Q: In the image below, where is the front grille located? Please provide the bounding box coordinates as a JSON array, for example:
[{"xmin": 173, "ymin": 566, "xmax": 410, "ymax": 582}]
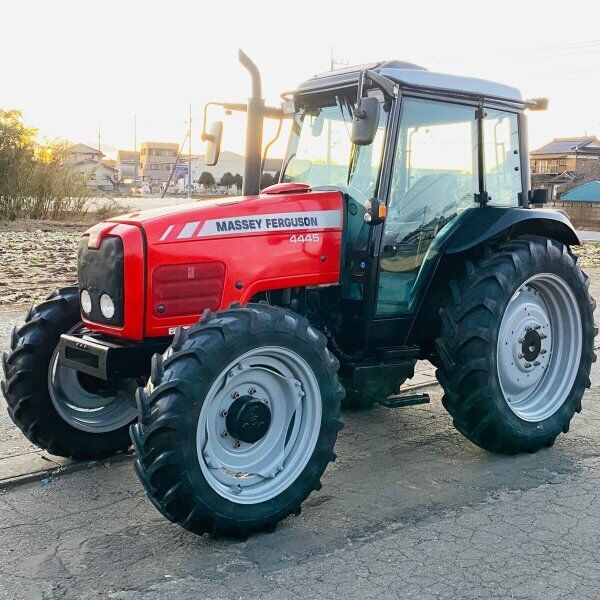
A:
[{"xmin": 78, "ymin": 236, "xmax": 124, "ymax": 326}]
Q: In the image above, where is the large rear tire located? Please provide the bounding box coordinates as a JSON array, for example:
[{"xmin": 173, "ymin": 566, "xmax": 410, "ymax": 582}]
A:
[
  {"xmin": 435, "ymin": 236, "xmax": 596, "ymax": 454},
  {"xmin": 131, "ymin": 304, "xmax": 344, "ymax": 537},
  {"xmin": 1, "ymin": 288, "xmax": 136, "ymax": 459}
]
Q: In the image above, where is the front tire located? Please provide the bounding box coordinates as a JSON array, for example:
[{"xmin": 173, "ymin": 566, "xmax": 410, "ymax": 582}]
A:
[
  {"xmin": 1, "ymin": 288, "xmax": 137, "ymax": 459},
  {"xmin": 131, "ymin": 304, "xmax": 344, "ymax": 537},
  {"xmin": 435, "ymin": 236, "xmax": 596, "ymax": 454}
]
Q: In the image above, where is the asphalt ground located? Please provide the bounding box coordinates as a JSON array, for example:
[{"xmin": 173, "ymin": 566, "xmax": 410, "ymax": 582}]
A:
[{"xmin": 0, "ymin": 270, "xmax": 599, "ymax": 599}]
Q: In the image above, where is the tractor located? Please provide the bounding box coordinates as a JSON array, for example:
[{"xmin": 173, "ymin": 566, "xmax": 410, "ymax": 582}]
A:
[{"xmin": 2, "ymin": 52, "xmax": 596, "ymax": 537}]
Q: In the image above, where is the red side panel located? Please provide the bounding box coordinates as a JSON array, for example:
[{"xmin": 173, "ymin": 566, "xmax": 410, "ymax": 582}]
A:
[{"xmin": 142, "ymin": 190, "xmax": 343, "ymax": 337}]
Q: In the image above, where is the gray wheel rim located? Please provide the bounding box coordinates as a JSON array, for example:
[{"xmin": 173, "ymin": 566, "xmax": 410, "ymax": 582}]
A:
[
  {"xmin": 497, "ymin": 273, "xmax": 582, "ymax": 422},
  {"xmin": 48, "ymin": 325, "xmax": 138, "ymax": 433},
  {"xmin": 196, "ymin": 346, "xmax": 322, "ymax": 504}
]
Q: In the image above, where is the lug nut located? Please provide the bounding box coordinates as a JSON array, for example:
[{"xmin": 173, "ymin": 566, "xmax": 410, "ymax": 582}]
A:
[
  {"xmin": 525, "ymin": 324, "xmax": 533, "ymax": 331},
  {"xmin": 248, "ymin": 387, "xmax": 256, "ymax": 395},
  {"xmin": 220, "ymin": 430, "xmax": 228, "ymax": 438},
  {"xmin": 534, "ymin": 324, "xmax": 541, "ymax": 330},
  {"xmin": 518, "ymin": 337, "xmax": 525, "ymax": 344},
  {"xmin": 518, "ymin": 353, "xmax": 524, "ymax": 359},
  {"xmin": 525, "ymin": 363, "xmax": 532, "ymax": 368},
  {"xmin": 540, "ymin": 349, "xmax": 547, "ymax": 355},
  {"xmin": 533, "ymin": 361, "xmax": 540, "ymax": 366},
  {"xmin": 233, "ymin": 441, "xmax": 241, "ymax": 449},
  {"xmin": 231, "ymin": 391, "xmax": 240, "ymax": 400},
  {"xmin": 219, "ymin": 409, "xmax": 228, "ymax": 417},
  {"xmin": 539, "ymin": 333, "xmax": 547, "ymax": 339}
]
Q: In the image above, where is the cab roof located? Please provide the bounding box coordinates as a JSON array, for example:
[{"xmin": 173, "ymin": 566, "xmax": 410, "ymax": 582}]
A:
[{"xmin": 296, "ymin": 59, "xmax": 524, "ymax": 105}]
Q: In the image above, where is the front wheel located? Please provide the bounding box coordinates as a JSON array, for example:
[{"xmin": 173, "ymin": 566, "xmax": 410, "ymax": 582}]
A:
[
  {"xmin": 435, "ymin": 236, "xmax": 596, "ymax": 454},
  {"xmin": 1, "ymin": 288, "xmax": 137, "ymax": 459},
  {"xmin": 131, "ymin": 304, "xmax": 344, "ymax": 537}
]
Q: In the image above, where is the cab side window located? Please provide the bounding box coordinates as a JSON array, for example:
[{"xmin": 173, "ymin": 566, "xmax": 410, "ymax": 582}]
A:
[{"xmin": 483, "ymin": 110, "xmax": 522, "ymax": 206}]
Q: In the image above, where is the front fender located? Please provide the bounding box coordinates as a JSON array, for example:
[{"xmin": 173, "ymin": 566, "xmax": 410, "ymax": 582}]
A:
[{"xmin": 444, "ymin": 206, "xmax": 580, "ymax": 254}]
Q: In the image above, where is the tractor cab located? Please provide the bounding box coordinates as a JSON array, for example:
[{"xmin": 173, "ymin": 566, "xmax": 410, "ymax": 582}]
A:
[{"xmin": 270, "ymin": 60, "xmax": 559, "ymax": 355}]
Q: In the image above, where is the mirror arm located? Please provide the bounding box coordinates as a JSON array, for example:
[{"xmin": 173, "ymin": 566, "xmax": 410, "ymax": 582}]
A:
[{"xmin": 360, "ymin": 69, "xmax": 397, "ymax": 99}]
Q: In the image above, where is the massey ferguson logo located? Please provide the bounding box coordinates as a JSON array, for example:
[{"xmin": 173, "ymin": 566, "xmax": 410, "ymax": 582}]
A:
[
  {"xmin": 215, "ymin": 215, "xmax": 319, "ymax": 233},
  {"xmin": 160, "ymin": 210, "xmax": 342, "ymax": 241}
]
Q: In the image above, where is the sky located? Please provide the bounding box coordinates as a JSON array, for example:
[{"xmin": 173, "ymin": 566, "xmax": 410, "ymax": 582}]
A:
[{"xmin": 2, "ymin": 0, "xmax": 600, "ymax": 159}]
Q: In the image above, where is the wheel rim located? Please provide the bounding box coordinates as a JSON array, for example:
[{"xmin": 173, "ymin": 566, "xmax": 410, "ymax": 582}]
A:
[
  {"xmin": 48, "ymin": 325, "xmax": 139, "ymax": 433},
  {"xmin": 196, "ymin": 346, "xmax": 322, "ymax": 504},
  {"xmin": 496, "ymin": 273, "xmax": 582, "ymax": 422}
]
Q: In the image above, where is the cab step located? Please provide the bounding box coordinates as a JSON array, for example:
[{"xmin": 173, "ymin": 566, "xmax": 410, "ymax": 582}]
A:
[{"xmin": 378, "ymin": 393, "xmax": 430, "ymax": 408}]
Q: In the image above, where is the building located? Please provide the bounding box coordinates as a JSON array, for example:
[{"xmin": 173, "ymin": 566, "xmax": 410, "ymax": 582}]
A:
[
  {"xmin": 140, "ymin": 142, "xmax": 179, "ymax": 193},
  {"xmin": 562, "ymin": 180, "xmax": 600, "ymax": 202},
  {"xmin": 531, "ymin": 136, "xmax": 600, "ymax": 199},
  {"xmin": 116, "ymin": 150, "xmax": 141, "ymax": 183},
  {"xmin": 548, "ymin": 181, "xmax": 600, "ymax": 228}
]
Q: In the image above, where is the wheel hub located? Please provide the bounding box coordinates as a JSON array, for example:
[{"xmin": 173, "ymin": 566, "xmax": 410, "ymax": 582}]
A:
[
  {"xmin": 521, "ymin": 328, "xmax": 542, "ymax": 362},
  {"xmin": 225, "ymin": 395, "xmax": 272, "ymax": 443}
]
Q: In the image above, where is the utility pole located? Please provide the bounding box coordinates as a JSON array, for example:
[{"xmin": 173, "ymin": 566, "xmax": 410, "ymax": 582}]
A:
[
  {"xmin": 133, "ymin": 115, "xmax": 137, "ymax": 196},
  {"xmin": 188, "ymin": 102, "xmax": 192, "ymax": 199}
]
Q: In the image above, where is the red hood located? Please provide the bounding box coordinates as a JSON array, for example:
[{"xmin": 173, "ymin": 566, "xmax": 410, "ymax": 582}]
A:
[{"xmin": 105, "ymin": 189, "xmax": 343, "ymax": 245}]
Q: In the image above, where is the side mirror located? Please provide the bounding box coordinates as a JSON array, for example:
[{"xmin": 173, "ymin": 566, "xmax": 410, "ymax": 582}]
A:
[
  {"xmin": 529, "ymin": 188, "xmax": 549, "ymax": 205},
  {"xmin": 527, "ymin": 97, "xmax": 550, "ymax": 111},
  {"xmin": 363, "ymin": 198, "xmax": 387, "ymax": 225},
  {"xmin": 351, "ymin": 97, "xmax": 380, "ymax": 146},
  {"xmin": 204, "ymin": 121, "xmax": 223, "ymax": 166}
]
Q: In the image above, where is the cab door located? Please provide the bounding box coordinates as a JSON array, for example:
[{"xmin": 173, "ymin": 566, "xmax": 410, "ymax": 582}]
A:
[{"xmin": 375, "ymin": 96, "xmax": 480, "ymax": 318}]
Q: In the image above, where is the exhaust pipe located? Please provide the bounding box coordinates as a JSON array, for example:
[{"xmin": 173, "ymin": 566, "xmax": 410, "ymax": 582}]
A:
[{"xmin": 239, "ymin": 50, "xmax": 265, "ymax": 196}]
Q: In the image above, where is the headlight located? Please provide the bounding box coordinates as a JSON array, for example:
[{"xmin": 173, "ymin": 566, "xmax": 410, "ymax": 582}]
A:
[
  {"xmin": 80, "ymin": 290, "xmax": 92, "ymax": 314},
  {"xmin": 100, "ymin": 294, "xmax": 115, "ymax": 319}
]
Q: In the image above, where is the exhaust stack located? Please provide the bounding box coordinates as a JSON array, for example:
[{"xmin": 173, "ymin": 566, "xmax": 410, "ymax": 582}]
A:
[{"xmin": 239, "ymin": 50, "xmax": 265, "ymax": 196}]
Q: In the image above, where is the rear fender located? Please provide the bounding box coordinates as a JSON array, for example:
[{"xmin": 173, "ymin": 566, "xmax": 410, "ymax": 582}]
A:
[
  {"xmin": 444, "ymin": 207, "xmax": 579, "ymax": 254},
  {"xmin": 406, "ymin": 207, "xmax": 579, "ymax": 348}
]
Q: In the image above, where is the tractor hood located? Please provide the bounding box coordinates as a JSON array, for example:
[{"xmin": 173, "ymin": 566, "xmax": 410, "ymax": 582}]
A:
[
  {"xmin": 106, "ymin": 184, "xmax": 342, "ymax": 245},
  {"xmin": 82, "ymin": 184, "xmax": 345, "ymax": 339}
]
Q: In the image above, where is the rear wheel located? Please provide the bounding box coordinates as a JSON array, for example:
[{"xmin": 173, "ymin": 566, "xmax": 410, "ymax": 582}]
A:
[
  {"xmin": 435, "ymin": 236, "xmax": 596, "ymax": 454},
  {"xmin": 1, "ymin": 288, "xmax": 137, "ymax": 459},
  {"xmin": 131, "ymin": 304, "xmax": 344, "ymax": 537}
]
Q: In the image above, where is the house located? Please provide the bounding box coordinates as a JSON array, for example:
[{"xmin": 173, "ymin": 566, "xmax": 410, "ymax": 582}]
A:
[
  {"xmin": 139, "ymin": 142, "xmax": 179, "ymax": 193},
  {"xmin": 65, "ymin": 143, "xmax": 104, "ymax": 165},
  {"xmin": 531, "ymin": 136, "xmax": 600, "ymax": 199},
  {"xmin": 71, "ymin": 159, "xmax": 119, "ymax": 191},
  {"xmin": 64, "ymin": 143, "xmax": 119, "ymax": 191}
]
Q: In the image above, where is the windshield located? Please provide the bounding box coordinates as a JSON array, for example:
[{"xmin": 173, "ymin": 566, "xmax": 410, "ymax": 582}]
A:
[{"xmin": 283, "ymin": 92, "xmax": 390, "ymax": 206}]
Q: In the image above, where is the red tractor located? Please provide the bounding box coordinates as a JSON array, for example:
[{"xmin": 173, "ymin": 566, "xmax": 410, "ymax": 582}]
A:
[{"xmin": 3, "ymin": 52, "xmax": 595, "ymax": 537}]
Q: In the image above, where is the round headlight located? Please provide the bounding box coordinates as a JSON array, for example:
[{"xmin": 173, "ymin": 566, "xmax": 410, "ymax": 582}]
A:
[
  {"xmin": 80, "ymin": 290, "xmax": 92, "ymax": 314},
  {"xmin": 99, "ymin": 294, "xmax": 115, "ymax": 319}
]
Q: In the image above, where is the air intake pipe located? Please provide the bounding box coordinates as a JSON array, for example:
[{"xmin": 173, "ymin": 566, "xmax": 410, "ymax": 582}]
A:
[{"xmin": 239, "ymin": 50, "xmax": 265, "ymax": 196}]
